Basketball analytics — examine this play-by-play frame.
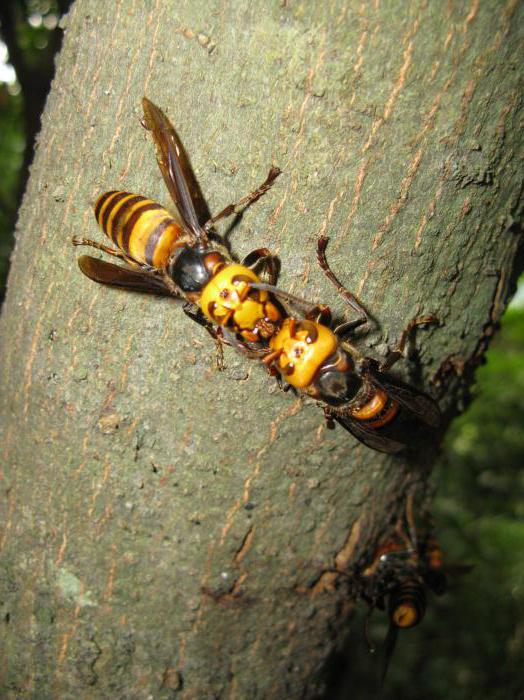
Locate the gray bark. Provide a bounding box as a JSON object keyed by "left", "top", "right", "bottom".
{"left": 1, "top": 1, "right": 522, "bottom": 698}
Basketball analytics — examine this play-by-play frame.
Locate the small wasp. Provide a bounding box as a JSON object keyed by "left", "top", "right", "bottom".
{"left": 358, "top": 496, "right": 471, "bottom": 681}
{"left": 73, "top": 98, "right": 283, "bottom": 356}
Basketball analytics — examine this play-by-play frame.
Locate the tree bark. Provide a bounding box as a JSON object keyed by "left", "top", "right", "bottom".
{"left": 1, "top": 1, "right": 522, "bottom": 698}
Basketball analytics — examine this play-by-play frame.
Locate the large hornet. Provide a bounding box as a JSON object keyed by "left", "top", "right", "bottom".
{"left": 253, "top": 237, "right": 440, "bottom": 452}
{"left": 74, "top": 97, "right": 283, "bottom": 356}
{"left": 74, "top": 98, "right": 440, "bottom": 453}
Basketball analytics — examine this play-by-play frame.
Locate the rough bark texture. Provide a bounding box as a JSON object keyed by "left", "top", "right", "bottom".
{"left": 1, "top": 1, "right": 522, "bottom": 698}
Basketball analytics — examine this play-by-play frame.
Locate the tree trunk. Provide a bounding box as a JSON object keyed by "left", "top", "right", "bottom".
{"left": 1, "top": 1, "right": 522, "bottom": 698}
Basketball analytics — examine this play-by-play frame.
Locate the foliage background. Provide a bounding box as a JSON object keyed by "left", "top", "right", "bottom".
{"left": 0, "top": 2, "right": 522, "bottom": 698}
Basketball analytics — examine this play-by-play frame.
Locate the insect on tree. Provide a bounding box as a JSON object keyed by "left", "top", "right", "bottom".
{"left": 74, "top": 98, "right": 440, "bottom": 453}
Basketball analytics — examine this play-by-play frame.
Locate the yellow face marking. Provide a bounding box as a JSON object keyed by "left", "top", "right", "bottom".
{"left": 200, "top": 264, "right": 265, "bottom": 328}
{"left": 269, "top": 319, "right": 338, "bottom": 388}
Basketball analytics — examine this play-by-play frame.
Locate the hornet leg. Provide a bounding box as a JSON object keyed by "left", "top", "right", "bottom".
{"left": 379, "top": 315, "right": 438, "bottom": 373}
{"left": 242, "top": 248, "right": 279, "bottom": 285}
{"left": 204, "top": 167, "right": 282, "bottom": 231}
{"left": 317, "top": 236, "right": 369, "bottom": 332}
{"left": 183, "top": 305, "right": 225, "bottom": 370}
{"left": 72, "top": 236, "right": 128, "bottom": 261}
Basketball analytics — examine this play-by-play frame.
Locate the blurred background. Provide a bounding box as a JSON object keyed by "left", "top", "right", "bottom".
{"left": 0, "top": 2, "right": 522, "bottom": 698}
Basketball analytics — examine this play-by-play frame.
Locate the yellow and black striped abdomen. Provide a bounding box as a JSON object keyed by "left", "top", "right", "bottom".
{"left": 94, "top": 191, "right": 185, "bottom": 268}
